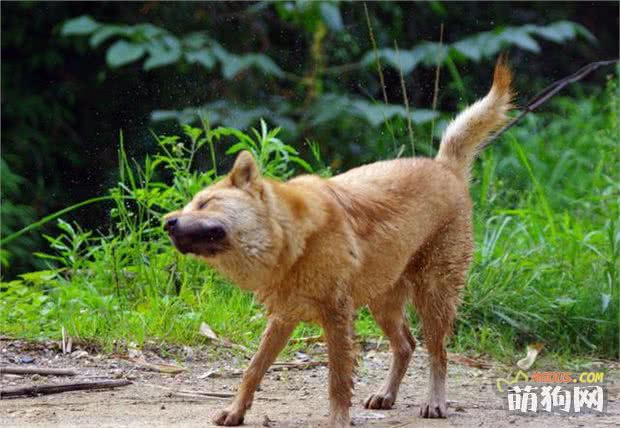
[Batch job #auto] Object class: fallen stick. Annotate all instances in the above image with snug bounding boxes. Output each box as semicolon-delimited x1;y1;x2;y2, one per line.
170;391;233;400
447;353;492;370
289;335;323;344
270;360;326;370
0;379;132;398
143;383;234;399
130;359;187;374
227;360;327;377
144;383;280;401
0;367;77;376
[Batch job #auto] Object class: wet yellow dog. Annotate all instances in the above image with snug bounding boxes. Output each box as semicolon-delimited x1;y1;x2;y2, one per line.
165;57;513;427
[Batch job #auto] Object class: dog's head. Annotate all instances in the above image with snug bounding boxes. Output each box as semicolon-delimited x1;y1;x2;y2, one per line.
164;151;277;269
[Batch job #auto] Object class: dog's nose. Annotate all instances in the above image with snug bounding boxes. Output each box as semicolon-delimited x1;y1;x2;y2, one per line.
164;217;178;232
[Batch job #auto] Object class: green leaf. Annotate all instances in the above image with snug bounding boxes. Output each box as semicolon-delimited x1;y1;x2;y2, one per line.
350;99;439;126
150;110;179;122
411;109;440;124
290;156;313;172
320;3;343;32
573;23;597;43
144;37;181;70
226;142;250;155
362;43;443;74
362;21;589;71
453;33;495;61
185;49;216;70
19;269;60;283
133;23;164;40
534;21;595;44
212;43;283;79
248;54;283;77
183;32;210;50
309;94;438;127
362;49;421;74
500;28;540;53
62;15;100;36
106;40;146;68
89;25;131;48
307;94;351;126
220;54;284;79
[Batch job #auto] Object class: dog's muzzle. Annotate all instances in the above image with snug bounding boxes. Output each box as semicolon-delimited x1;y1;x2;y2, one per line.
164;216;228;256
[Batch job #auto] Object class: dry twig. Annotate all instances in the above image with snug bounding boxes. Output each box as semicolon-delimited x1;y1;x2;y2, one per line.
394;40;415;155
430;23;445;145
364;3;388;105
0;367;77;377
0;380;131;399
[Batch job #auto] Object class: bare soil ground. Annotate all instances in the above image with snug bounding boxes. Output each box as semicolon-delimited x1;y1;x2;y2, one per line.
1;337;618;428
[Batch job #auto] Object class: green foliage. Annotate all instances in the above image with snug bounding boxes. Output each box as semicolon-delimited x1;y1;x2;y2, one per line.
60;12;593;146
0;159;37;268
61;16;283;78
275;0;344;33
306;94;438;127
362;21;594;74
218;119;312;178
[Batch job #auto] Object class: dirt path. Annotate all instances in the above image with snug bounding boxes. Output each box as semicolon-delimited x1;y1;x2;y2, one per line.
1;338;618;427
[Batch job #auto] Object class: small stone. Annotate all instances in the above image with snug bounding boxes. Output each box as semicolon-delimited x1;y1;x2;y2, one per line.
72;350;89;359
262;415;273;427
455;406;466;412
198;370;218;379
160;404;166;410
4;374;22;379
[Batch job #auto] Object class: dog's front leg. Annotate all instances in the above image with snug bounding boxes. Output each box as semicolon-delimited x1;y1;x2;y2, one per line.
213;317;296;426
320;297;355;428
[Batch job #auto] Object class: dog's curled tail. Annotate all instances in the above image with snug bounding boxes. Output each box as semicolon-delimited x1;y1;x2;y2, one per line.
436;55;514;180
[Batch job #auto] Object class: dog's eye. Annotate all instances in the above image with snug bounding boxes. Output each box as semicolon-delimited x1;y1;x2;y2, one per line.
198;201;208;210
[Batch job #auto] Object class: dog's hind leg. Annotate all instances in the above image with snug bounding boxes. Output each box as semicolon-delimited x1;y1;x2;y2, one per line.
410;222;472;418
364;280;416;410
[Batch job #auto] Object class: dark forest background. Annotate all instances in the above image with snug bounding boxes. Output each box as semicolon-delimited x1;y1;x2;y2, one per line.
2;1;618;278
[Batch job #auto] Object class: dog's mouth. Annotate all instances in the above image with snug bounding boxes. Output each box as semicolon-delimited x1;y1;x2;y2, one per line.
169;235;229;257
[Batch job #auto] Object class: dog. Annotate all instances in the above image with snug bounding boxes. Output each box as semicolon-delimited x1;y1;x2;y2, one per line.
164;56;513;427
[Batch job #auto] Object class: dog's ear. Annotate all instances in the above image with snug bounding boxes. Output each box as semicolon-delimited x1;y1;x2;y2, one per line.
230;151;260;189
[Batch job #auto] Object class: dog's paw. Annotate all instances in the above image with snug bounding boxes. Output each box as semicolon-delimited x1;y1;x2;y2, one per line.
419;401;447;418
327;412;351;428
364;392;395;410
213;408;245;426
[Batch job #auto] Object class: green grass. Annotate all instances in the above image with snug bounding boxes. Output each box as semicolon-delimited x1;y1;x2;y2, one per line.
1;80;618;364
